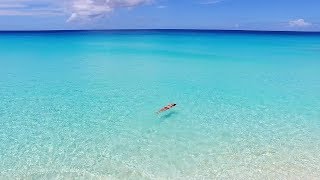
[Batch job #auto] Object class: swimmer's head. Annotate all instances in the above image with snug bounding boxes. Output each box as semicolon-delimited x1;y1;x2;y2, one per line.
173;104;177;106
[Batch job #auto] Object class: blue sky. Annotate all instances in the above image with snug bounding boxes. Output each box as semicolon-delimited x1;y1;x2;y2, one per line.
0;0;319;31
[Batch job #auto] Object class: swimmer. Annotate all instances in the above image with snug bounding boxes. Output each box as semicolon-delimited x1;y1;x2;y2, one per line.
157;103;177;114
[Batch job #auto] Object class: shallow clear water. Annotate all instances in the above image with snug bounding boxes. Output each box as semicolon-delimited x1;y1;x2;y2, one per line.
0;31;320;179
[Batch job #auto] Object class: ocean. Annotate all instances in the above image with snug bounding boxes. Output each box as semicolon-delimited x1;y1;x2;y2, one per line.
0;30;320;179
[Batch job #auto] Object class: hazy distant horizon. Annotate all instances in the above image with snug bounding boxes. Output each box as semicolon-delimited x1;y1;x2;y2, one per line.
1;29;320;33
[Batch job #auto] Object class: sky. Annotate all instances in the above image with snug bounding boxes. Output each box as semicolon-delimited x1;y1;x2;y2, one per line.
0;0;319;31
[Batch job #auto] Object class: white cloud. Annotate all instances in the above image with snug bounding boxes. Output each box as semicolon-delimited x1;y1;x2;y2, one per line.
0;9;61;16
200;0;222;5
67;0;152;22
0;3;27;8
0;0;64;16
289;19;312;27
0;0;151;21
157;5;166;9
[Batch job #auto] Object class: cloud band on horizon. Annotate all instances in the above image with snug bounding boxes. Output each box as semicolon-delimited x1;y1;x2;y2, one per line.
289;19;312;27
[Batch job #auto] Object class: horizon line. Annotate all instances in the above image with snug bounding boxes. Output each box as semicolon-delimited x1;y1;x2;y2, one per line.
1;29;320;34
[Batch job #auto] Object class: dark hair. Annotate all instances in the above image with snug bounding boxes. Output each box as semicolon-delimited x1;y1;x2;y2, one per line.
173;104;177;106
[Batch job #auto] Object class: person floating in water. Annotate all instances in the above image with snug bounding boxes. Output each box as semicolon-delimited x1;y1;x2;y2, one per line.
157;103;177;114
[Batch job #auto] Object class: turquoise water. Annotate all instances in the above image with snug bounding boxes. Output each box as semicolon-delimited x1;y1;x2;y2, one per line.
0;30;320;179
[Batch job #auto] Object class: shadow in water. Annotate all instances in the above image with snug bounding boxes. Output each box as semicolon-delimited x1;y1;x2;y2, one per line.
159;111;178;122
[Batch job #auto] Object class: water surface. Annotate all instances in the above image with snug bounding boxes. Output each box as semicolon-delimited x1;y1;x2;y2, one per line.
0;30;320;179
